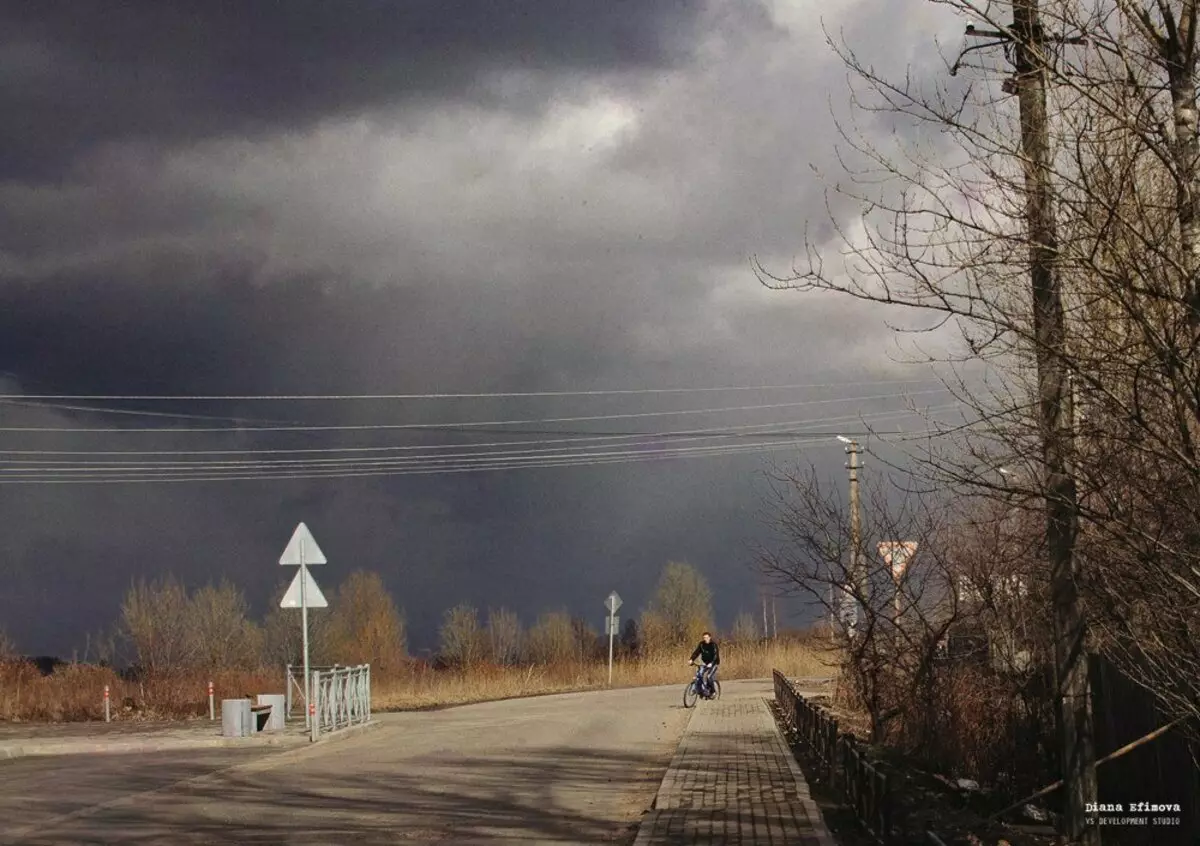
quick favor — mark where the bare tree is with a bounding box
[486,607,524,665]
[187,580,261,672]
[571,617,602,664]
[119,576,196,676]
[325,571,407,672]
[439,602,484,668]
[525,610,576,666]
[758,462,969,742]
[645,561,713,649]
[729,612,760,644]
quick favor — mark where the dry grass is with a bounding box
[0,661,277,722]
[0,639,833,721]
[374,638,835,710]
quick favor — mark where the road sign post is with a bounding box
[604,591,622,687]
[279,523,327,730]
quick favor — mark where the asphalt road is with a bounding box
[0,683,696,845]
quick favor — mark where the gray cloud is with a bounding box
[0,0,708,180]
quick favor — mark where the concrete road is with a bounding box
[0,682,696,845]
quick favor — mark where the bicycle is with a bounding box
[682,663,721,708]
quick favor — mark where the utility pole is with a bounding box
[957,8,1097,842]
[771,595,778,640]
[838,436,863,639]
[761,586,769,641]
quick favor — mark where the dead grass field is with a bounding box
[0,639,834,721]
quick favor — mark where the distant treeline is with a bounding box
[0,560,769,675]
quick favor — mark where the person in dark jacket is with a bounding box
[688,632,720,698]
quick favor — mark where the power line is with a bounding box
[0,403,967,458]
[0,438,815,475]
[0,418,936,472]
[0,434,946,485]
[0,388,954,433]
[0,398,291,428]
[0,415,972,484]
[0,376,954,402]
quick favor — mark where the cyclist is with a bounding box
[688,631,720,699]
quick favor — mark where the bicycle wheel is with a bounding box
[683,680,699,709]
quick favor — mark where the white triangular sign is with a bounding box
[878,541,918,581]
[279,522,326,566]
[280,566,328,609]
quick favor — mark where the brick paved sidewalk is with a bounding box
[634,682,837,845]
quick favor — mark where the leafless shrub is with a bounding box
[439,602,485,668]
[486,607,524,665]
[187,580,261,672]
[0,628,17,663]
[119,576,196,676]
[729,612,760,644]
[525,610,576,666]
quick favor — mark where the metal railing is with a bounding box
[837,734,892,842]
[311,664,371,741]
[773,670,894,844]
[285,664,341,722]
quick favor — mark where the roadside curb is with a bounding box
[764,696,839,846]
[0,719,381,761]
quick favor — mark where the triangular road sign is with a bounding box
[878,541,918,581]
[279,522,326,566]
[280,566,328,609]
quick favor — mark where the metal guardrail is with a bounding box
[773,669,894,844]
[285,663,340,721]
[311,664,371,741]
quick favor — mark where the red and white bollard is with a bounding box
[103,685,111,723]
[208,681,215,721]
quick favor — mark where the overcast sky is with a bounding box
[0,0,972,659]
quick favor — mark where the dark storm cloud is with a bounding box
[0,0,978,657]
[0,0,705,180]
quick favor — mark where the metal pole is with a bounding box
[300,537,310,732]
[607,610,615,687]
[208,680,214,721]
[310,670,319,742]
[104,685,110,723]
